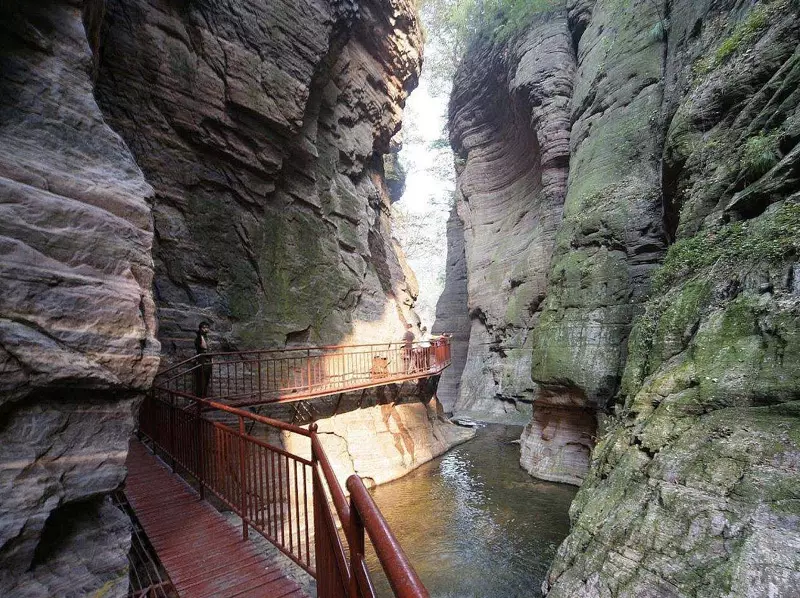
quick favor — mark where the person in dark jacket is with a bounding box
[194,321,212,397]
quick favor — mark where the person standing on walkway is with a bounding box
[194,321,212,397]
[402,323,415,373]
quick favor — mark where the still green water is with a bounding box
[365,424,577,598]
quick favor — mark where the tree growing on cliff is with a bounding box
[419,0,560,91]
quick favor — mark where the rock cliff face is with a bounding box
[446,12,573,424]
[95,0,425,354]
[1,0,446,594]
[431,207,471,412]
[445,0,800,594]
[0,1,159,596]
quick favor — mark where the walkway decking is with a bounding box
[125,439,310,598]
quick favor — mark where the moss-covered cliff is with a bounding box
[95,0,426,354]
[444,0,800,593]
[0,0,439,595]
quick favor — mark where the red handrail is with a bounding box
[347,476,429,598]
[152,337,452,407]
[140,375,432,596]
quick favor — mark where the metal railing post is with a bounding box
[239,415,248,540]
[309,425,325,592]
[197,401,205,500]
[348,496,365,598]
[258,353,263,401]
[169,392,176,471]
[306,349,312,394]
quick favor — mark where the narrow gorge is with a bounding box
[436,0,800,594]
[1,0,799,596]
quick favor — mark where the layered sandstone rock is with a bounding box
[444,0,800,594]
[93,0,470,500]
[0,1,159,595]
[0,0,452,594]
[431,206,471,412]
[94,0,426,355]
[545,1,800,595]
[446,12,573,423]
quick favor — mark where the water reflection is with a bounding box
[366,425,577,597]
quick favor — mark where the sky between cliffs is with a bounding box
[391,17,455,330]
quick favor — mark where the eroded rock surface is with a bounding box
[443,0,800,594]
[0,1,158,595]
[278,381,475,487]
[92,0,469,521]
[446,12,573,423]
[95,0,426,355]
[545,1,800,595]
[432,207,471,412]
[0,0,437,594]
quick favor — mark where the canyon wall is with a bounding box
[446,12,573,424]
[95,0,426,354]
[0,2,159,596]
[431,206,471,412]
[93,0,471,505]
[0,0,454,594]
[446,0,800,594]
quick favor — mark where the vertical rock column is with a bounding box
[446,10,574,423]
[523,0,668,484]
[432,206,470,412]
[0,1,159,596]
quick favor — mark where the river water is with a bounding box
[365,424,577,598]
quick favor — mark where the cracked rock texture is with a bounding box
[279,380,475,487]
[94,0,426,355]
[0,1,159,596]
[444,0,800,595]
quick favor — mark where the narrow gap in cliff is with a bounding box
[30,498,99,569]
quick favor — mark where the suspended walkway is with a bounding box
[155,339,452,407]
[126,339,449,597]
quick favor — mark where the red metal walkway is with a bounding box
[125,439,310,598]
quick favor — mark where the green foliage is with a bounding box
[742,132,781,178]
[418,0,561,90]
[714,4,769,64]
[652,201,800,292]
[429,137,451,150]
[694,1,782,75]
